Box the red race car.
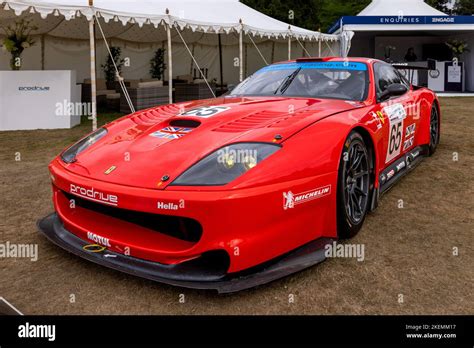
[39,57,440,293]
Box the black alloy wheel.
[337,132,371,238]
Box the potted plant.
[150,48,166,81]
[1,19,38,70]
[101,46,125,90]
[445,39,470,61]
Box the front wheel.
[337,131,371,239]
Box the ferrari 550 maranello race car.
[38,57,440,293]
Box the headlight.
[60,128,107,163]
[171,143,281,186]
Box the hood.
[64,96,361,189]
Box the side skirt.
[370,145,429,211]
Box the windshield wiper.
[274,67,301,95]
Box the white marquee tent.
[358,0,446,17]
[0,0,344,128]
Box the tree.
[454,0,474,15]
[318,0,371,31]
[241,0,370,32]
[425,0,451,14]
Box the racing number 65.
[389,122,402,155]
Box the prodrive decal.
[70,184,118,206]
[283,185,331,210]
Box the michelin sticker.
[179,106,230,118]
[383,103,407,163]
[283,185,331,210]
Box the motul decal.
[86,232,111,247]
[283,185,331,210]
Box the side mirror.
[380,83,408,101]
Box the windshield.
[230,61,369,101]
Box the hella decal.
[86,232,111,248]
[70,184,118,206]
[283,185,331,210]
[157,199,185,211]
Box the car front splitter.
[38,213,334,294]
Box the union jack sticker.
[150,127,193,139]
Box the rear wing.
[392,59,436,85]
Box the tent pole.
[40,35,45,70]
[175,28,216,98]
[218,33,224,93]
[318,28,322,58]
[89,0,97,131]
[239,20,243,82]
[288,28,291,60]
[271,41,275,64]
[166,20,173,104]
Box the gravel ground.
[0,98,472,315]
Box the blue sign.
[258,61,368,73]
[329,16,474,33]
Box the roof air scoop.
[169,119,201,129]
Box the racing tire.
[429,103,440,156]
[337,131,371,239]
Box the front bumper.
[49,158,337,273]
[38,213,334,293]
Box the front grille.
[63,192,202,243]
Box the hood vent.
[131,104,181,126]
[212,110,283,133]
[267,110,315,128]
[212,110,314,132]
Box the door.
[373,62,418,166]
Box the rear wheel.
[429,104,440,155]
[337,131,371,239]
